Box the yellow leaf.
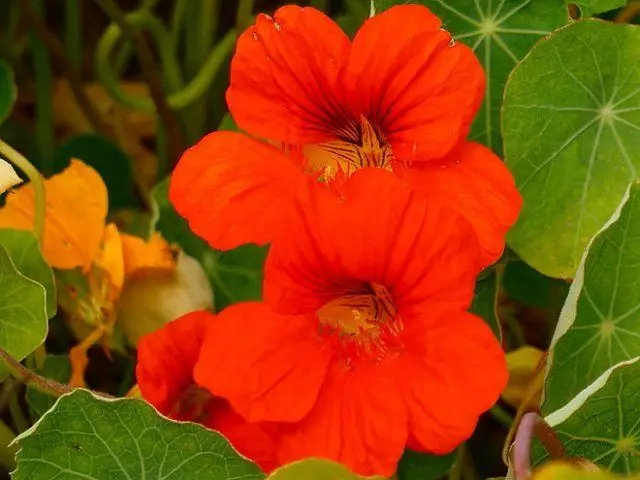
[533,462,637,480]
[0,158,22,194]
[0,159,107,270]
[120,232,176,278]
[502,346,545,409]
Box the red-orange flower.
[136,311,277,472]
[194,170,508,476]
[170,4,521,265]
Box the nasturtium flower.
[136,311,277,472]
[170,4,521,265]
[194,170,508,477]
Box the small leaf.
[0,244,47,376]
[374,0,568,154]
[503,21,640,278]
[152,178,265,311]
[26,354,71,420]
[397,450,457,480]
[0,59,16,124]
[0,158,21,194]
[0,159,108,270]
[573,0,628,17]
[0,229,56,318]
[267,458,384,480]
[12,389,265,480]
[543,183,640,413]
[470,270,502,340]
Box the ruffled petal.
[345,5,485,162]
[276,361,408,477]
[396,311,507,454]
[169,131,307,250]
[264,168,481,315]
[227,6,351,144]
[136,310,213,419]
[194,302,332,423]
[402,141,522,266]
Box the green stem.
[236,0,254,33]
[65,0,82,69]
[27,0,54,175]
[7,394,28,434]
[170,0,188,53]
[0,139,45,241]
[0,420,17,470]
[491,404,515,430]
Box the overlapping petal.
[169,131,308,250]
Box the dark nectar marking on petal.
[316,282,403,362]
[171,384,213,423]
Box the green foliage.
[151,178,266,311]
[543,183,640,413]
[470,270,502,340]
[12,389,265,480]
[26,355,70,420]
[0,229,56,319]
[268,458,383,479]
[0,60,16,125]
[0,244,47,376]
[397,450,457,480]
[503,21,640,278]
[573,0,629,17]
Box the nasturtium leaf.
[543,183,640,413]
[12,389,265,480]
[397,450,457,480]
[267,458,383,480]
[533,462,632,479]
[0,229,56,318]
[503,260,569,309]
[573,0,628,18]
[26,354,71,420]
[471,270,502,340]
[503,21,640,278]
[0,59,16,124]
[543,360,640,475]
[0,244,47,375]
[152,178,265,311]
[54,134,139,211]
[373,0,568,154]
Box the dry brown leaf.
[0,159,108,270]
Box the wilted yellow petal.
[117,252,213,346]
[0,159,107,270]
[502,346,545,409]
[0,158,22,194]
[120,231,176,279]
[533,461,635,479]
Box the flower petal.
[396,311,507,454]
[227,5,350,144]
[264,168,481,315]
[136,310,213,418]
[194,302,332,423]
[345,5,485,162]
[276,362,408,477]
[402,141,522,266]
[169,131,307,250]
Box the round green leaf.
[573,0,628,18]
[374,0,568,154]
[543,183,640,413]
[0,229,56,319]
[0,59,16,125]
[267,458,384,480]
[12,389,265,480]
[0,244,47,376]
[503,21,640,278]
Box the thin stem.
[64,0,82,69]
[18,0,113,140]
[7,394,28,433]
[0,139,45,241]
[95,0,185,162]
[236,0,254,33]
[491,404,514,429]
[26,0,55,175]
[0,420,17,470]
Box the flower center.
[305,116,393,181]
[316,283,403,360]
